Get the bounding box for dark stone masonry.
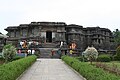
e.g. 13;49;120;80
5;22;115;51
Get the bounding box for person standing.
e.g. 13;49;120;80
32;49;35;55
60;41;63;48
51;49;55;56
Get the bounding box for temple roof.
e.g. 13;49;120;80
30;21;66;26
4;26;18;31
67;24;83;28
84;27;111;32
4;22;112;33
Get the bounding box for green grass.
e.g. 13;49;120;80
105;61;120;68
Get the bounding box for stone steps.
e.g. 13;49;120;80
41;43;59;48
39;48;60;58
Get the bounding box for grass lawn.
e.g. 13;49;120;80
93;61;120;67
105;61;120;68
91;61;120;68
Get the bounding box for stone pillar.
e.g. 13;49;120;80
41;32;46;43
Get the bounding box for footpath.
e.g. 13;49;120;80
18;59;85;80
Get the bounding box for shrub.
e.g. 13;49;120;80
2;44;17;63
113;55;120;61
109;54;114;61
114;46;120;61
62;56;120;80
97;54;111;62
82;46;98;64
0;55;37;80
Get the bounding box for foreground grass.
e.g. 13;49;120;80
62;56;120;80
0;55;37;80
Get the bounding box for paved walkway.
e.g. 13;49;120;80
18;59;85;80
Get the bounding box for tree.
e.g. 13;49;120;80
2;44;17;63
112;29;120;61
82;46;98;64
113;29;120;46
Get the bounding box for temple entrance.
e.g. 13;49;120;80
46;31;52;43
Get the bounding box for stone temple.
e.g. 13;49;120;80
5;22;115;51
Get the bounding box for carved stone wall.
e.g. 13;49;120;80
5;22;115;50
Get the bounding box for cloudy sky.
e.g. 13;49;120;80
0;0;120;34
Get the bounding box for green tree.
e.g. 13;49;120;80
2;44;17;63
82;46;98;64
113;29;120;61
113;29;120;45
114;45;120;61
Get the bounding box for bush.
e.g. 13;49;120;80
62;56;120;80
113;55;120;61
0;55;37;80
97;54;111;62
82;46;98;64
2;44;17;63
109;54;114;61
114;45;120;61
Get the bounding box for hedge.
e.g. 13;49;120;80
114;55;120;61
75;56;88;62
0;55;37;80
62;56;120;80
97;54;111;62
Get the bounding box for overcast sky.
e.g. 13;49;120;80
0;0;120;34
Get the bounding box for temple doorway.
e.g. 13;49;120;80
46;31;52;43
